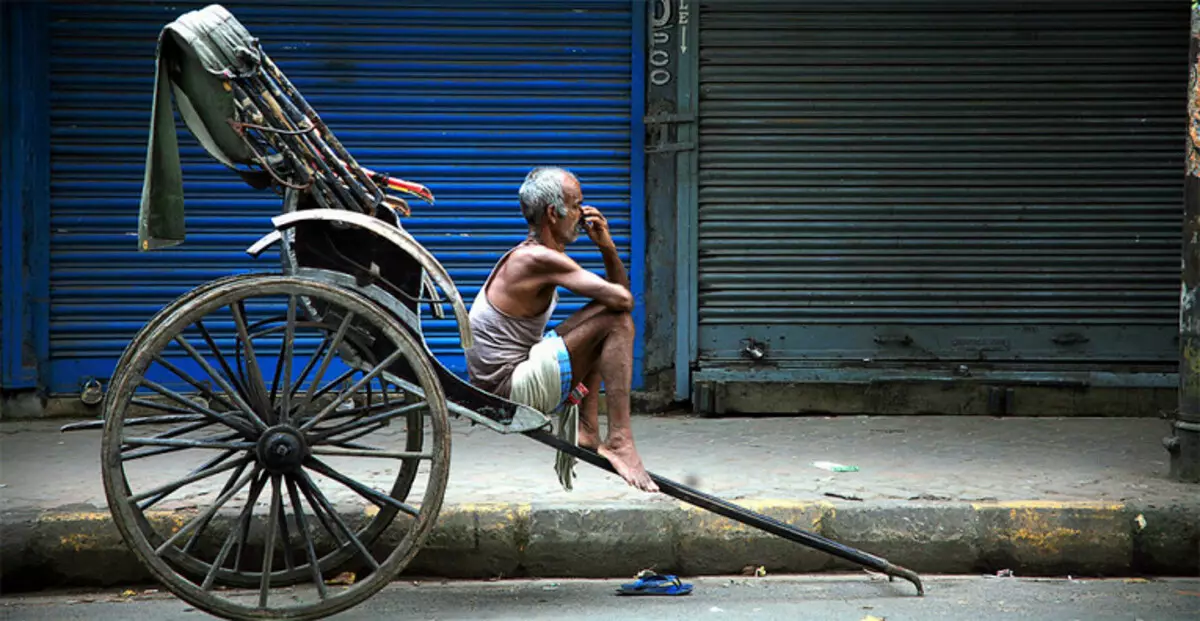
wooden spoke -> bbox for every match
[230,301,273,421]
[232,470,271,573]
[322,423,387,448]
[259,475,283,608]
[131,452,247,506]
[122,437,255,451]
[139,379,255,437]
[278,295,298,424]
[296,470,380,571]
[194,319,253,409]
[121,431,242,461]
[299,311,355,411]
[294,470,347,547]
[173,334,266,431]
[129,399,200,415]
[309,447,432,460]
[181,459,253,554]
[154,467,257,557]
[151,353,239,415]
[288,331,330,402]
[285,474,327,600]
[308,401,427,444]
[299,350,405,431]
[305,457,419,518]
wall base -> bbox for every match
[691,367,1177,417]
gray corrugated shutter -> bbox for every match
[697,0,1184,367]
[48,0,635,394]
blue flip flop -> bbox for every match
[615,572,694,596]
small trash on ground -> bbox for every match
[986,569,1015,578]
[860,615,887,621]
[908,493,951,501]
[325,571,356,586]
[741,565,766,577]
[812,461,859,473]
[1124,578,1150,584]
[825,492,864,501]
[542,583,559,591]
[1135,514,1147,531]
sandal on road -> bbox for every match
[615,572,694,596]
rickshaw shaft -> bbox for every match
[524,429,925,596]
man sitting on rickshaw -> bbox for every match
[465,166,657,493]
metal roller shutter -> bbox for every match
[48,0,636,394]
[696,0,1185,368]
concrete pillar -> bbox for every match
[1170,4,1200,483]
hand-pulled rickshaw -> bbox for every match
[60,6,924,619]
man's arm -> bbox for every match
[534,249,634,312]
[584,205,630,289]
[599,244,630,290]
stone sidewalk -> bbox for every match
[1,414,1197,591]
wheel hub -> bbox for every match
[256,425,308,473]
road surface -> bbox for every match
[3,575,1198,620]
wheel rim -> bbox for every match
[101,275,449,621]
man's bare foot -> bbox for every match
[578,427,601,450]
[597,436,658,493]
[578,417,601,450]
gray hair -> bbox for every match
[519,166,576,227]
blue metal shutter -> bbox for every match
[48,0,637,395]
[696,0,1184,369]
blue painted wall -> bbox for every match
[1,2,50,392]
[42,0,647,396]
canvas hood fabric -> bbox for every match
[139,3,259,250]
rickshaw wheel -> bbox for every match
[101,274,450,621]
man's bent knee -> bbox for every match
[614,310,634,336]
[595,309,634,336]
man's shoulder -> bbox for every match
[508,244,573,273]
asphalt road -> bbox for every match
[3,575,1198,621]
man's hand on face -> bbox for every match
[581,206,616,250]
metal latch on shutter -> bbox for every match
[644,112,695,153]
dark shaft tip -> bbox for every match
[888,565,925,596]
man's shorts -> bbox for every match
[508,331,573,413]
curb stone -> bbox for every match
[1,500,1196,592]
[823,503,983,574]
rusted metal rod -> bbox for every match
[524,429,925,596]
